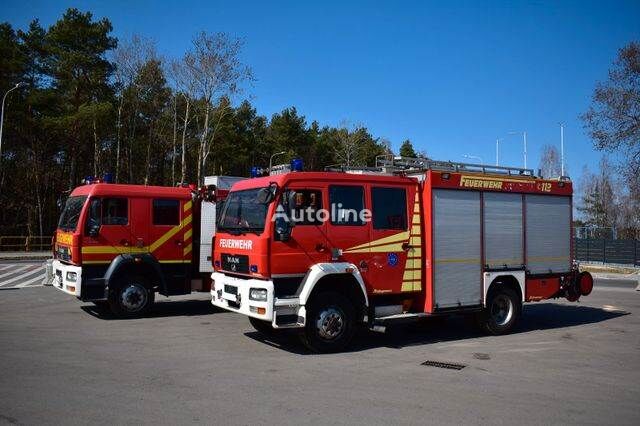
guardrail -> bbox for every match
[575,238,640,266]
[0,236,52,252]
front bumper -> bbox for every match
[50,259,82,297]
[211,272,305,328]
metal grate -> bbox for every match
[421,360,466,370]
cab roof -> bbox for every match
[230,171,418,191]
[71,183,192,199]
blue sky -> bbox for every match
[3,0,640,177]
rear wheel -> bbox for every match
[477,287,521,335]
[108,275,154,318]
[300,291,356,353]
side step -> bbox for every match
[371,312,431,332]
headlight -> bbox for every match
[249,288,267,301]
[66,271,77,282]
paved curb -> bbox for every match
[0,252,51,261]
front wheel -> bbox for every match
[300,291,356,353]
[108,276,154,318]
[477,287,521,335]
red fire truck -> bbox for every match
[46,175,243,317]
[211,157,593,352]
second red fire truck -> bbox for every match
[47,175,243,317]
[211,157,593,352]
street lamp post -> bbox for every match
[269,151,286,174]
[495,138,502,166]
[0,82,27,161]
[559,123,565,176]
[463,154,483,164]
[509,130,527,169]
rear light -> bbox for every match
[578,272,593,296]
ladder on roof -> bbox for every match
[374,154,538,177]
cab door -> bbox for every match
[365,184,420,294]
[324,184,372,288]
[146,197,189,295]
[271,186,330,276]
[82,197,131,265]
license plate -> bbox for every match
[224,285,238,295]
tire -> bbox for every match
[299,291,356,353]
[248,316,278,337]
[108,275,155,318]
[477,287,521,335]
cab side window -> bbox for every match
[329,185,365,226]
[153,199,180,225]
[102,198,128,225]
[290,190,322,225]
[85,198,102,235]
[372,187,407,230]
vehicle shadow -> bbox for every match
[80,299,225,320]
[244,302,629,354]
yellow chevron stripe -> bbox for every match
[159,259,192,264]
[183,200,192,212]
[184,228,192,240]
[343,230,409,253]
[149,214,192,252]
[183,243,192,256]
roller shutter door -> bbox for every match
[433,190,481,308]
[525,195,571,274]
[483,193,523,269]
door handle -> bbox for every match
[315,243,326,252]
[175,239,183,246]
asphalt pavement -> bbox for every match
[0,263,638,425]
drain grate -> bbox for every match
[421,360,466,370]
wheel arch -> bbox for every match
[104,253,166,294]
[483,271,525,307]
[298,263,369,320]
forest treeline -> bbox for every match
[0,9,400,236]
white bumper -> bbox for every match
[51,259,82,297]
[211,272,304,328]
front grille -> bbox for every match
[221,253,249,273]
[224,284,237,295]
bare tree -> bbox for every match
[334,123,365,167]
[539,144,562,178]
[168,59,197,183]
[111,34,158,182]
[183,32,253,184]
[581,41,640,178]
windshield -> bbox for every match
[218,188,269,234]
[57,196,88,232]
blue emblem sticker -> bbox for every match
[387,253,399,267]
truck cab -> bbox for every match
[50,176,242,317]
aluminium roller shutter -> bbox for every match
[525,195,571,274]
[433,189,481,308]
[483,192,523,269]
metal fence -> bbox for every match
[574,238,640,266]
[0,236,52,252]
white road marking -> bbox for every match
[15,273,46,288]
[0,265,33,280]
[0,268,43,287]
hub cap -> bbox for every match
[490,294,513,326]
[316,307,345,340]
[120,284,147,312]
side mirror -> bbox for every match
[256,183,278,204]
[88,224,101,237]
